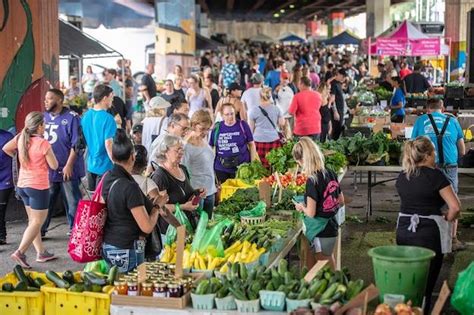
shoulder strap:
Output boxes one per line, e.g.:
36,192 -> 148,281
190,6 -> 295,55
427,114 -> 451,166
156,117 -> 165,138
105,178 -> 122,203
258,106 -> 278,132
239,120 -> 248,142
213,121 -> 221,147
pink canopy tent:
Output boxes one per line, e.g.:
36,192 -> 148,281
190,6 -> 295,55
369,20 -> 448,56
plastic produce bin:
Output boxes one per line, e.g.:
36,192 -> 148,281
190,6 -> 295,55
368,245 -> 435,306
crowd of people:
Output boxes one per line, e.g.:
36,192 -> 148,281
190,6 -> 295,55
0,42 -> 467,313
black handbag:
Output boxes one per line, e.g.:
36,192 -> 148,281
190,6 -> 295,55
218,155 -> 241,169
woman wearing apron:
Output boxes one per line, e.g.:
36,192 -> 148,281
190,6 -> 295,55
396,136 -> 460,313
292,137 -> 344,269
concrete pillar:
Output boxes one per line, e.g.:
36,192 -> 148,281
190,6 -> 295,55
366,0 -> 391,38
0,0 -> 59,131
445,0 -> 474,78
154,0 -> 196,79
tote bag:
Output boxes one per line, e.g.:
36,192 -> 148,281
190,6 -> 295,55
68,176 -> 117,263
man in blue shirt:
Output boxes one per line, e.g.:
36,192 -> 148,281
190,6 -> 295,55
265,60 -> 284,91
81,85 -> 117,191
390,77 -> 406,123
41,89 -> 85,237
220,55 -> 240,89
0,129 -> 14,244
411,98 -> 466,250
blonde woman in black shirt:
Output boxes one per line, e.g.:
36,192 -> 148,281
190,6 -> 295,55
396,136 -> 460,313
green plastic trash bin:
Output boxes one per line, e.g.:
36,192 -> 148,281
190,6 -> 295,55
368,245 -> 435,306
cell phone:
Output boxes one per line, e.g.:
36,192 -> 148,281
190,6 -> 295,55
191,195 -> 201,206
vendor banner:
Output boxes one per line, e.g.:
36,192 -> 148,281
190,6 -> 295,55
375,38 -> 440,56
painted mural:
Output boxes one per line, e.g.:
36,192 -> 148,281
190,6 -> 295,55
0,0 -> 58,131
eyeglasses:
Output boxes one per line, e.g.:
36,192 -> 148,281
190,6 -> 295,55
175,123 -> 190,132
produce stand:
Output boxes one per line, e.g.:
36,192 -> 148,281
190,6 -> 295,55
348,165 -> 474,221
110,306 -> 287,314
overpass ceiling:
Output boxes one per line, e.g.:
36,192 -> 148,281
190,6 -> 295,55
196,0 -> 406,22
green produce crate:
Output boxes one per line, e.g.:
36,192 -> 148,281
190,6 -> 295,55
215,295 -> 237,310
368,245 -> 435,306
191,293 -> 215,310
286,298 -> 311,311
259,290 -> 286,311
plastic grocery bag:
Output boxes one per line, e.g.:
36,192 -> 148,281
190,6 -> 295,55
451,262 -> 474,315
165,204 -> 195,245
198,219 -> 233,257
83,259 -> 110,275
191,211 -> 209,253
239,201 -> 266,218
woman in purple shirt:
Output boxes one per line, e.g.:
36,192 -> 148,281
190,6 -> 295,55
209,103 -> 258,184
0,129 -> 14,244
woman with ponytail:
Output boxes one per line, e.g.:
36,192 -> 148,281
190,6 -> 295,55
101,129 -> 168,271
2,112 -> 59,268
292,137 -> 344,269
186,74 -> 212,118
396,136 -> 460,312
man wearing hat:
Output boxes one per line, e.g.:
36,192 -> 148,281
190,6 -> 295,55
131,124 -> 143,145
241,73 -> 264,114
141,96 -> 171,156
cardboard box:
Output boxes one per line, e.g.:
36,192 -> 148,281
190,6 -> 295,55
111,226 -> 202,310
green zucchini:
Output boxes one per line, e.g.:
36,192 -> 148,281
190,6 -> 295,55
1,282 -> 14,292
83,272 -> 106,286
33,278 -> 46,288
14,281 -> 28,291
68,283 -> 85,293
26,286 -> 40,291
46,271 -> 70,289
13,265 -> 29,284
320,283 -> 338,301
62,270 -> 75,285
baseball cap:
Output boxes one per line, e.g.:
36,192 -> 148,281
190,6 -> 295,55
149,96 -> 171,109
250,73 -> 264,84
132,124 -> 143,133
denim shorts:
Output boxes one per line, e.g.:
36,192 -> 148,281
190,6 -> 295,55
16,187 -> 50,210
102,240 -> 145,273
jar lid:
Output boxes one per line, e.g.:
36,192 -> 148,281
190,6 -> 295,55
113,281 -> 126,286
127,281 -> 138,286
154,283 -> 167,288
142,282 -> 153,288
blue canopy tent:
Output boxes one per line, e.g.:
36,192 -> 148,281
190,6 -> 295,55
279,33 -> 305,43
323,31 -> 361,46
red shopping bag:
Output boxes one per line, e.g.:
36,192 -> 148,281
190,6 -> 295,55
68,177 -> 108,263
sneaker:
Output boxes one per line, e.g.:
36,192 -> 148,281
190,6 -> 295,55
452,238 -> 467,251
11,250 -> 31,269
36,250 -> 57,263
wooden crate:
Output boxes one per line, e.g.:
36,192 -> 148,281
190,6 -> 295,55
112,291 -> 191,309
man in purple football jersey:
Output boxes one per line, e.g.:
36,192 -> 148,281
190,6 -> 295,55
0,129 -> 14,244
41,89 -> 85,237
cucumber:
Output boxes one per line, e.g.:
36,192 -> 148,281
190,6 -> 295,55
278,259 -> 288,275
26,274 -> 36,287
107,266 -> 118,285
320,283 -> 338,301
195,280 -> 209,295
33,278 -> 46,288
46,271 -> 70,289
26,286 -> 40,291
309,279 -> 322,296
316,279 -> 328,295
14,281 -> 28,291
229,287 -> 247,300
13,265 -> 29,284
284,271 -> 293,285
2,282 -> 14,292
297,288 -> 309,300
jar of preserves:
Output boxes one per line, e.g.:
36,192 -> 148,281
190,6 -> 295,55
168,283 -> 181,298
141,282 -> 153,297
113,281 -> 128,295
127,281 -> 138,296
153,283 -> 168,298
